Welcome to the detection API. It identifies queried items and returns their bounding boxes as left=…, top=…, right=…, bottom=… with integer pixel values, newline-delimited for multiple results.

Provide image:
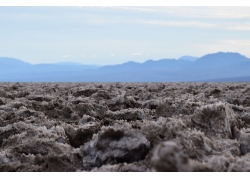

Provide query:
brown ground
left=1, top=82, right=250, bottom=171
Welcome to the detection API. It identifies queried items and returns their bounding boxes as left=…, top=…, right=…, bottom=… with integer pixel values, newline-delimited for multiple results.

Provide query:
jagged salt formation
left=1, top=82, right=250, bottom=171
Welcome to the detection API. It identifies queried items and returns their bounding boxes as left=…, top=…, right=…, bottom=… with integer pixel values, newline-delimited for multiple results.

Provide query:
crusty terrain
left=1, top=82, right=250, bottom=171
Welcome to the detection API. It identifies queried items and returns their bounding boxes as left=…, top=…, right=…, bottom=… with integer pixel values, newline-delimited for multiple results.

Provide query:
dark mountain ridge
left=1, top=52, right=250, bottom=82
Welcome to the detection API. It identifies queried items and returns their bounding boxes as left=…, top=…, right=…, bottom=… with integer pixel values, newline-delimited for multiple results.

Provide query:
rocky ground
left=1, top=82, right=250, bottom=171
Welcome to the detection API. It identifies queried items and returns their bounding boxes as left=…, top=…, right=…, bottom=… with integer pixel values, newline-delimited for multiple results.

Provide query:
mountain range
left=1, top=52, right=250, bottom=82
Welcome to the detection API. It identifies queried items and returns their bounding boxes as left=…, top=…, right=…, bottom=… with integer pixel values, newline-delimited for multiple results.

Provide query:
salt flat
left=1, top=82, right=250, bottom=171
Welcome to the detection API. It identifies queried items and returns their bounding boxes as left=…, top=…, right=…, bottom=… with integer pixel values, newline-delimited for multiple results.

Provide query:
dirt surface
left=1, top=82, right=250, bottom=171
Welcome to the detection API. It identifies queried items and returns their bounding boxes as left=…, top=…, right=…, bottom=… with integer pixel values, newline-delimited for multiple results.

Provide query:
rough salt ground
left=1, top=82, right=250, bottom=171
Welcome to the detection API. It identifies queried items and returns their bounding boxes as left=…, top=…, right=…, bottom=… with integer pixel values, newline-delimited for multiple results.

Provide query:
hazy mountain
left=96, top=59, right=192, bottom=73
left=1, top=52, right=250, bottom=82
left=54, top=62, right=101, bottom=68
left=0, top=57, right=31, bottom=66
left=54, top=62, right=84, bottom=65
left=0, top=57, right=32, bottom=76
left=0, top=58, right=102, bottom=81
left=198, top=76, right=250, bottom=82
left=193, top=52, right=249, bottom=68
left=178, top=56, right=199, bottom=61
left=0, top=57, right=31, bottom=72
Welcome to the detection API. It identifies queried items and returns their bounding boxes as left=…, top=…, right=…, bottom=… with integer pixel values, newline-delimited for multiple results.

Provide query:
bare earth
left=1, top=82, right=250, bottom=172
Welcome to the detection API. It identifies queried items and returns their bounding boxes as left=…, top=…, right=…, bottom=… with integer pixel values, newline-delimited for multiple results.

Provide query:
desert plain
left=1, top=82, right=250, bottom=171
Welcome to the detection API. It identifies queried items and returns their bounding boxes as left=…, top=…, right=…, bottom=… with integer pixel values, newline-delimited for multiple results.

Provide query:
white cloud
left=111, top=54, right=115, bottom=56
left=86, top=18, right=118, bottom=24
left=81, top=55, right=85, bottom=57
left=79, top=18, right=250, bottom=33
left=63, top=55, right=70, bottom=58
left=132, top=53, right=142, bottom=56
left=135, top=20, right=214, bottom=28
left=108, top=6, right=158, bottom=12
left=226, top=26, right=250, bottom=31
left=80, top=7, right=250, bottom=30
left=92, top=55, right=96, bottom=58
left=7, top=0, right=249, bottom=6
left=221, top=40, right=250, bottom=46
left=86, top=17, right=215, bottom=28
left=115, top=7, right=250, bottom=19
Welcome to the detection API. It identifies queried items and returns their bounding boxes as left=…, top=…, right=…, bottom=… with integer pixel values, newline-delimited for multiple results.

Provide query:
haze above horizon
left=1, top=6, right=250, bottom=65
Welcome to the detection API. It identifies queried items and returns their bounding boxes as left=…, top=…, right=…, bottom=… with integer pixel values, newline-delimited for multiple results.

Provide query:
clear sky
left=1, top=6, right=250, bottom=65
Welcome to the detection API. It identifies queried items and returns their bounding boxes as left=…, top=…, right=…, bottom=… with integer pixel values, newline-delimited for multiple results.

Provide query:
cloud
left=111, top=54, right=115, bottom=56
left=112, top=7, right=250, bottom=19
left=86, top=17, right=214, bottom=28
left=87, top=18, right=250, bottom=31
left=135, top=20, right=214, bottom=28
left=92, top=55, right=96, bottom=58
left=63, top=55, right=70, bottom=58
left=132, top=53, right=142, bottom=56
left=86, top=18, right=118, bottom=24
left=221, top=40, right=250, bottom=46
left=80, top=7, right=250, bottom=30
left=108, top=6, right=158, bottom=13
left=81, top=55, right=85, bottom=57
left=226, top=26, right=250, bottom=31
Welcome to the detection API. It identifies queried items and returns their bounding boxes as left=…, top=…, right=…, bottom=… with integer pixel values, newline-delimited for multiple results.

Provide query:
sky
left=1, top=5, right=250, bottom=65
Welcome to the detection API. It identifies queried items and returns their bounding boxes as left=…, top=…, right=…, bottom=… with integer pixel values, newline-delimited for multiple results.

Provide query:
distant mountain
left=1, top=52, right=250, bottom=82
left=194, top=52, right=249, bottom=68
left=0, top=57, right=30, bottom=66
left=54, top=62, right=84, bottom=65
left=0, top=57, right=31, bottom=71
left=96, top=59, right=191, bottom=73
left=0, top=58, right=102, bottom=81
left=0, top=57, right=32, bottom=75
left=54, top=62, right=101, bottom=68
left=178, top=56, right=199, bottom=61
left=198, top=76, right=250, bottom=82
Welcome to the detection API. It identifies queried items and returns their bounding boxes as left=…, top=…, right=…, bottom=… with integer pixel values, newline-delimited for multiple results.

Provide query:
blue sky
left=1, top=6, right=250, bottom=65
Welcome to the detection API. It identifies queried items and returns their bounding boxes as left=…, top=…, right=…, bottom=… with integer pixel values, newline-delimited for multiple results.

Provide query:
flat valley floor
left=1, top=82, right=250, bottom=172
